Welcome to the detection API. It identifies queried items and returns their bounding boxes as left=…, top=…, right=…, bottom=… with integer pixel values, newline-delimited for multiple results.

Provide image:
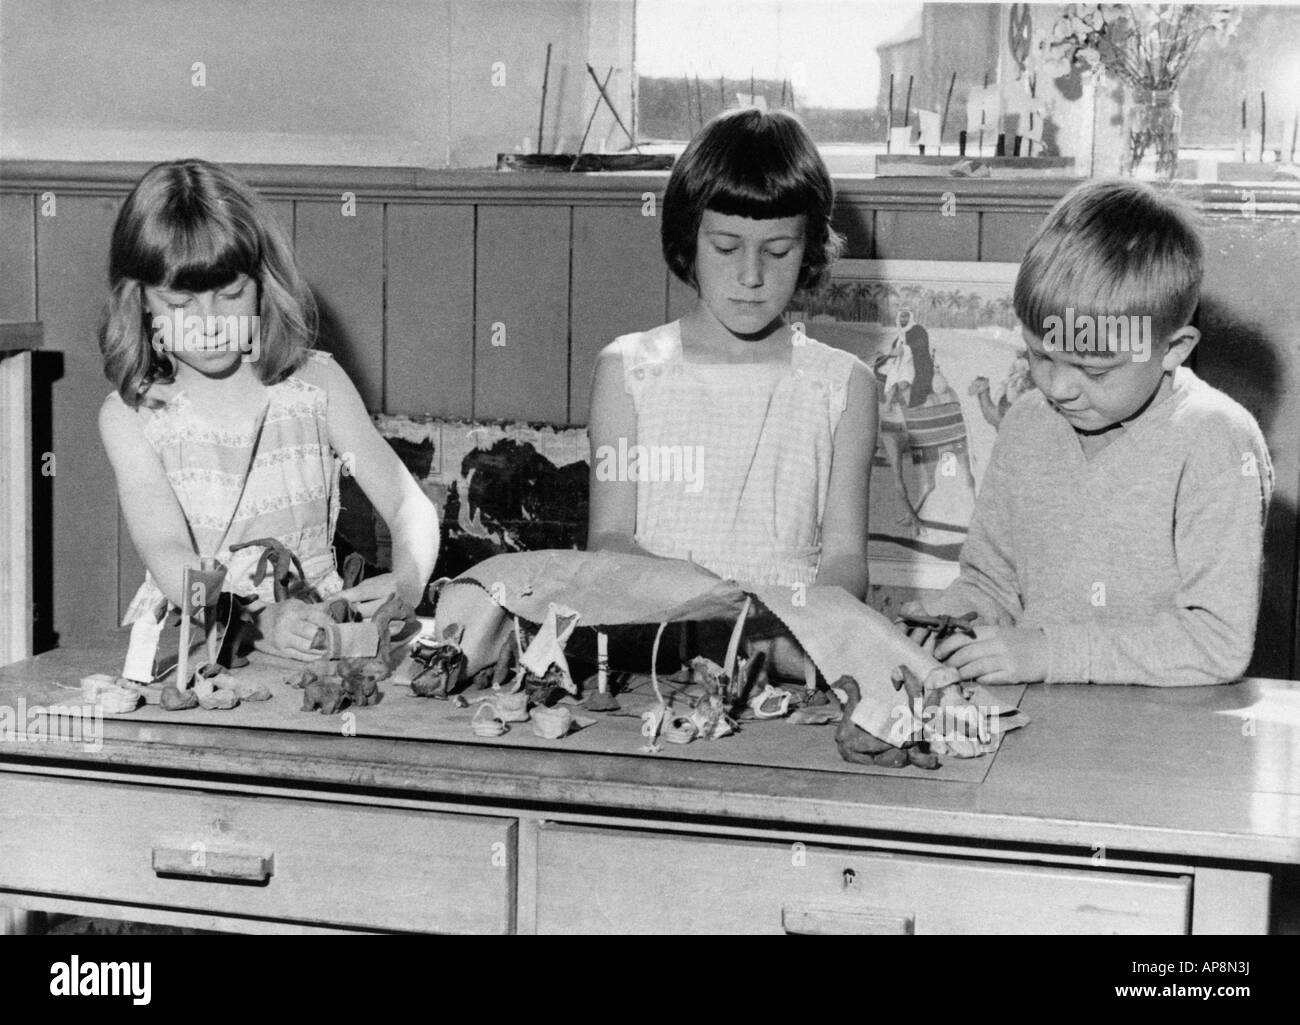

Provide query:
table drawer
left=0, top=774, right=515, bottom=933
left=536, top=825, right=1189, bottom=934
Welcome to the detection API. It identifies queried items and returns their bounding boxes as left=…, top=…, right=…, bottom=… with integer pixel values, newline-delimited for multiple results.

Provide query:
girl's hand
left=332, top=574, right=404, bottom=618
left=253, top=599, right=335, bottom=661
left=934, top=625, right=1048, bottom=685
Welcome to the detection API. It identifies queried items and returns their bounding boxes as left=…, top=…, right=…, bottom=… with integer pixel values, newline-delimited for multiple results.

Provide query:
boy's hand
left=894, top=600, right=937, bottom=653
left=253, top=598, right=335, bottom=661
left=934, top=625, right=1048, bottom=685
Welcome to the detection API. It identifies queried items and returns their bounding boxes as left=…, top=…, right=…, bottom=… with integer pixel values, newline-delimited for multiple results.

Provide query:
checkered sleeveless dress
left=617, top=321, right=860, bottom=587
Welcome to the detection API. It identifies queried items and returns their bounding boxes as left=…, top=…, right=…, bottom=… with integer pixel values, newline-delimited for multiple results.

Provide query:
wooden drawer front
left=536, top=826, right=1189, bottom=934
left=0, top=775, right=515, bottom=933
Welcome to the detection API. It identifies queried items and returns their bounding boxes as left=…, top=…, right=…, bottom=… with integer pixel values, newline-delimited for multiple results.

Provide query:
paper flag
left=917, top=109, right=941, bottom=150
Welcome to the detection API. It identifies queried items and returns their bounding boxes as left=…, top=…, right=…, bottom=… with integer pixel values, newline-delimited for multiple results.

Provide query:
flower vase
left=1124, top=86, right=1182, bottom=180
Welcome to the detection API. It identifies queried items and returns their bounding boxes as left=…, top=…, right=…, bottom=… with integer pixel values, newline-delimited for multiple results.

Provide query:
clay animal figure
left=898, top=610, right=978, bottom=643
left=524, top=662, right=569, bottom=708
left=301, top=680, right=347, bottom=714
left=687, top=656, right=738, bottom=740
left=338, top=660, right=385, bottom=707
left=833, top=674, right=939, bottom=770
left=229, top=538, right=321, bottom=603
left=409, top=625, right=468, bottom=699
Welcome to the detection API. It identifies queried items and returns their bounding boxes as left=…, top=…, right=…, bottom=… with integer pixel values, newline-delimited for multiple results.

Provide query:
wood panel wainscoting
left=1, top=163, right=1298, bottom=682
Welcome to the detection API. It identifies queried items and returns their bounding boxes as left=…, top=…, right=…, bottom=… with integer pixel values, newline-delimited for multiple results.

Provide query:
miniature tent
left=432, top=549, right=945, bottom=742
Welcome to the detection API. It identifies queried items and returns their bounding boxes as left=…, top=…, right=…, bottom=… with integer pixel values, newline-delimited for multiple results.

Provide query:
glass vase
left=1124, top=86, right=1182, bottom=180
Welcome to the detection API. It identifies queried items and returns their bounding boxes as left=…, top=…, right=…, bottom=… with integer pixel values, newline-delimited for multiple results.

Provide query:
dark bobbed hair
left=98, top=159, right=315, bottom=405
left=1014, top=178, right=1204, bottom=347
left=662, top=107, right=843, bottom=291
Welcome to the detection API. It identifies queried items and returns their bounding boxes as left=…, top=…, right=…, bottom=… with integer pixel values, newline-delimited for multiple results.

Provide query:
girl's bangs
left=706, top=175, right=807, bottom=221
left=135, top=213, right=259, bottom=293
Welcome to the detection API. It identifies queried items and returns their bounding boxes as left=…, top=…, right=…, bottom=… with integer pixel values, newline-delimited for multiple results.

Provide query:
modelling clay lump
left=197, top=688, right=240, bottom=711
left=160, top=684, right=199, bottom=711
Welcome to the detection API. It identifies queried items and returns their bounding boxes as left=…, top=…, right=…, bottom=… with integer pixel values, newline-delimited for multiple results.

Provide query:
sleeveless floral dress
left=120, top=349, right=344, bottom=633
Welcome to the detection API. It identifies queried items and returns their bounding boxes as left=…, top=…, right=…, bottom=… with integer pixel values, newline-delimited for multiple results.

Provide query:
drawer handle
left=151, top=846, right=274, bottom=884
left=782, top=905, right=914, bottom=936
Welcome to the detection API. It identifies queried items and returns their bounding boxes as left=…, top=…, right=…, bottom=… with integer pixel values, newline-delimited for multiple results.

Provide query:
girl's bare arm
left=816, top=361, right=876, bottom=600
left=585, top=342, right=656, bottom=557
left=98, top=394, right=202, bottom=608
left=320, top=358, right=439, bottom=609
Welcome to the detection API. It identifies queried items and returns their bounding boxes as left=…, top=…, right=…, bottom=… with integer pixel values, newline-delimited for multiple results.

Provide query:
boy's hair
left=99, top=159, right=315, bottom=405
left=1015, top=178, right=1203, bottom=347
left=662, top=108, right=843, bottom=292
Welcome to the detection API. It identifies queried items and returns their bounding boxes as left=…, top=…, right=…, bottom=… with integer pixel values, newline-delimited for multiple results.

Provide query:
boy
left=909, top=178, right=1272, bottom=686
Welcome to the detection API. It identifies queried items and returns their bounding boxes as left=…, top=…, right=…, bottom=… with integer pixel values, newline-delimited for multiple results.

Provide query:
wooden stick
left=178, top=566, right=194, bottom=690
left=1260, top=91, right=1267, bottom=162
left=939, top=71, right=956, bottom=156
left=1291, top=111, right=1298, bottom=164
left=719, top=74, right=725, bottom=109
left=903, top=74, right=913, bottom=127
left=575, top=65, right=614, bottom=159
left=683, top=74, right=692, bottom=130
left=979, top=71, right=989, bottom=157
left=586, top=62, right=639, bottom=152
left=789, top=78, right=795, bottom=111
left=887, top=73, right=894, bottom=150
left=695, top=74, right=703, bottom=130
left=201, top=557, right=220, bottom=668
left=750, top=69, right=755, bottom=104
left=780, top=77, right=788, bottom=107
left=597, top=630, right=609, bottom=695
left=537, top=43, right=552, bottom=155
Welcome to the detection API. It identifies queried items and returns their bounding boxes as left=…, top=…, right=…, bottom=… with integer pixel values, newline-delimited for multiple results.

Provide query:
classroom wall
left=2, top=164, right=1297, bottom=681
left=0, top=0, right=635, bottom=168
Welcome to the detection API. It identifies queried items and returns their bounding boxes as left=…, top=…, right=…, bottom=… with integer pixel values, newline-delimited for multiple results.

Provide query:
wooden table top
left=1, top=642, right=1297, bottom=865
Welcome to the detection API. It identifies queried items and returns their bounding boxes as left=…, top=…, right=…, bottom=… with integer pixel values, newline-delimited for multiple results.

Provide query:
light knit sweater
left=930, top=367, right=1273, bottom=685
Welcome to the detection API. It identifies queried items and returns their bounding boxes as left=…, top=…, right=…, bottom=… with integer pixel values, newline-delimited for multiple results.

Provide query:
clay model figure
left=897, top=610, right=978, bottom=642
left=229, top=538, right=320, bottom=603
left=301, top=679, right=347, bottom=714
left=409, top=624, right=468, bottom=698
left=687, top=656, right=738, bottom=740
left=338, top=660, right=385, bottom=707
left=833, top=674, right=940, bottom=770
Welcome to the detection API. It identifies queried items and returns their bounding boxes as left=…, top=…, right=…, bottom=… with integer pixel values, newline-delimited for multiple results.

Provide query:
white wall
left=0, top=0, right=635, bottom=167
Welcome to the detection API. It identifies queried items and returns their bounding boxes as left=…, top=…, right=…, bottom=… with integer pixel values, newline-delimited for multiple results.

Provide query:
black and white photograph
left=1, top=0, right=1299, bottom=973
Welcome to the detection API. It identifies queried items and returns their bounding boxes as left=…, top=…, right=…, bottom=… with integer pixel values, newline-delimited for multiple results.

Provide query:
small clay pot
left=530, top=705, right=572, bottom=740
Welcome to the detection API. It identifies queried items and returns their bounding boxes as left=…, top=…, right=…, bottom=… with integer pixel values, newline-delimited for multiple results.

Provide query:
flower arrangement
left=1041, top=4, right=1241, bottom=89
left=1033, top=4, right=1241, bottom=177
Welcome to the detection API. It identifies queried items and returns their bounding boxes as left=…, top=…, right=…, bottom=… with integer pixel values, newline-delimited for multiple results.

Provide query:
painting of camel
left=789, top=260, right=1024, bottom=589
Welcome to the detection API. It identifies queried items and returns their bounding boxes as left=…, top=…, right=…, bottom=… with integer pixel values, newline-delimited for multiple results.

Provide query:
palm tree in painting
left=827, top=281, right=849, bottom=320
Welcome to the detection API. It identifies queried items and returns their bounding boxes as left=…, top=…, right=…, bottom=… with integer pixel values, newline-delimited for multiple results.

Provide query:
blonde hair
left=98, top=159, right=316, bottom=405
left=1014, top=178, right=1203, bottom=346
